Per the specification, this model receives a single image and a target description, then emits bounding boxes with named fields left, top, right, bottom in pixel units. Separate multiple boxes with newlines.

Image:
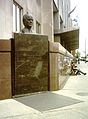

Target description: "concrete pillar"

left=41, top=0, right=54, bottom=42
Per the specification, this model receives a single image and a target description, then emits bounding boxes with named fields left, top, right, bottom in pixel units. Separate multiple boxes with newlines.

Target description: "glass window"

left=13, top=1, right=22, bottom=32
left=36, top=21, right=41, bottom=33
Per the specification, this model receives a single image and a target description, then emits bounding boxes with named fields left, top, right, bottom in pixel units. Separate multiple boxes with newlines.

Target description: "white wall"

left=0, top=0, right=13, bottom=39
left=0, top=0, right=42, bottom=39
left=0, top=0, right=56, bottom=42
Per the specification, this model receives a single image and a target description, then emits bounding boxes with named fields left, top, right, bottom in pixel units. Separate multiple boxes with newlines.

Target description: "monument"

left=12, top=13, right=49, bottom=95
left=21, top=13, right=34, bottom=33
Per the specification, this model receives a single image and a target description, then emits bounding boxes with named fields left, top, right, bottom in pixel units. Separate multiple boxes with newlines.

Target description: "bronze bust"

left=22, top=13, right=34, bottom=33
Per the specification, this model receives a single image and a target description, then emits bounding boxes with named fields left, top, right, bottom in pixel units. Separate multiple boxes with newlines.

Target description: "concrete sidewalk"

left=0, top=62, right=88, bottom=119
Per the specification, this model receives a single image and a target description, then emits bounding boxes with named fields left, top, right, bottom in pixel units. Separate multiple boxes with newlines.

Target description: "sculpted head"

left=23, top=13, right=33, bottom=29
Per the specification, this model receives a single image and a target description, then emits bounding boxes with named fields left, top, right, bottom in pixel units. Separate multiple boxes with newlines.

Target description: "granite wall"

left=58, top=43, right=73, bottom=88
left=58, top=53, right=71, bottom=89
left=12, top=33, right=49, bottom=95
left=49, top=41, right=72, bottom=90
left=0, top=40, right=11, bottom=100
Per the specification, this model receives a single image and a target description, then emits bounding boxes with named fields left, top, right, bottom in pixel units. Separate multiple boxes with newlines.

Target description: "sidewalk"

left=0, top=62, right=88, bottom=119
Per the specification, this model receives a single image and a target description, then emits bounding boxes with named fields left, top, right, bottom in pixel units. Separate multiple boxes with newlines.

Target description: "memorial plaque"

left=13, top=33, right=49, bottom=95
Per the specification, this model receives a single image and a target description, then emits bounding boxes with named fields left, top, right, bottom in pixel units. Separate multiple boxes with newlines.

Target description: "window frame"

left=13, top=0, right=23, bottom=32
left=36, top=20, right=41, bottom=34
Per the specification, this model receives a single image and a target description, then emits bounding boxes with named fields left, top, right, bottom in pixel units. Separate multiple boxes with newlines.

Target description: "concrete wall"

left=0, top=0, right=13, bottom=39
left=41, top=0, right=54, bottom=41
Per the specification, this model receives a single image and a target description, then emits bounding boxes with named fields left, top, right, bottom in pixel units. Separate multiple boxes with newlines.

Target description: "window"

left=13, top=1, right=22, bottom=32
left=36, top=21, right=41, bottom=33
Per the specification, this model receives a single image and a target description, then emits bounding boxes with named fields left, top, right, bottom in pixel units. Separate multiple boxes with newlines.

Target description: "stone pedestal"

left=12, top=33, right=49, bottom=95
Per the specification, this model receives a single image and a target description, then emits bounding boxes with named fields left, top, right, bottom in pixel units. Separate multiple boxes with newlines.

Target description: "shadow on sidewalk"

left=77, top=92, right=88, bottom=96
left=15, top=92, right=83, bottom=111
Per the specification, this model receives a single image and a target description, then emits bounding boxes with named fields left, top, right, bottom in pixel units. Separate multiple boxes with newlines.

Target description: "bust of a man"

left=22, top=13, right=34, bottom=33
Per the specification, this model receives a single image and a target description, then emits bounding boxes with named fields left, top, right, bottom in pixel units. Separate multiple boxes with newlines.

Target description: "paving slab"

left=0, top=99, right=41, bottom=119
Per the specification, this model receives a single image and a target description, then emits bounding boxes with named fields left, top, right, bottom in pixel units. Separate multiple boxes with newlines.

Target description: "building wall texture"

left=59, top=0, right=72, bottom=29
left=0, top=0, right=13, bottom=39
left=0, top=0, right=54, bottom=41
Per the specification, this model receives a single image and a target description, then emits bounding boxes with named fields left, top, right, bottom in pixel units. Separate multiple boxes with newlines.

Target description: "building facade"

left=0, top=0, right=74, bottom=40
left=0, top=0, right=79, bottom=99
